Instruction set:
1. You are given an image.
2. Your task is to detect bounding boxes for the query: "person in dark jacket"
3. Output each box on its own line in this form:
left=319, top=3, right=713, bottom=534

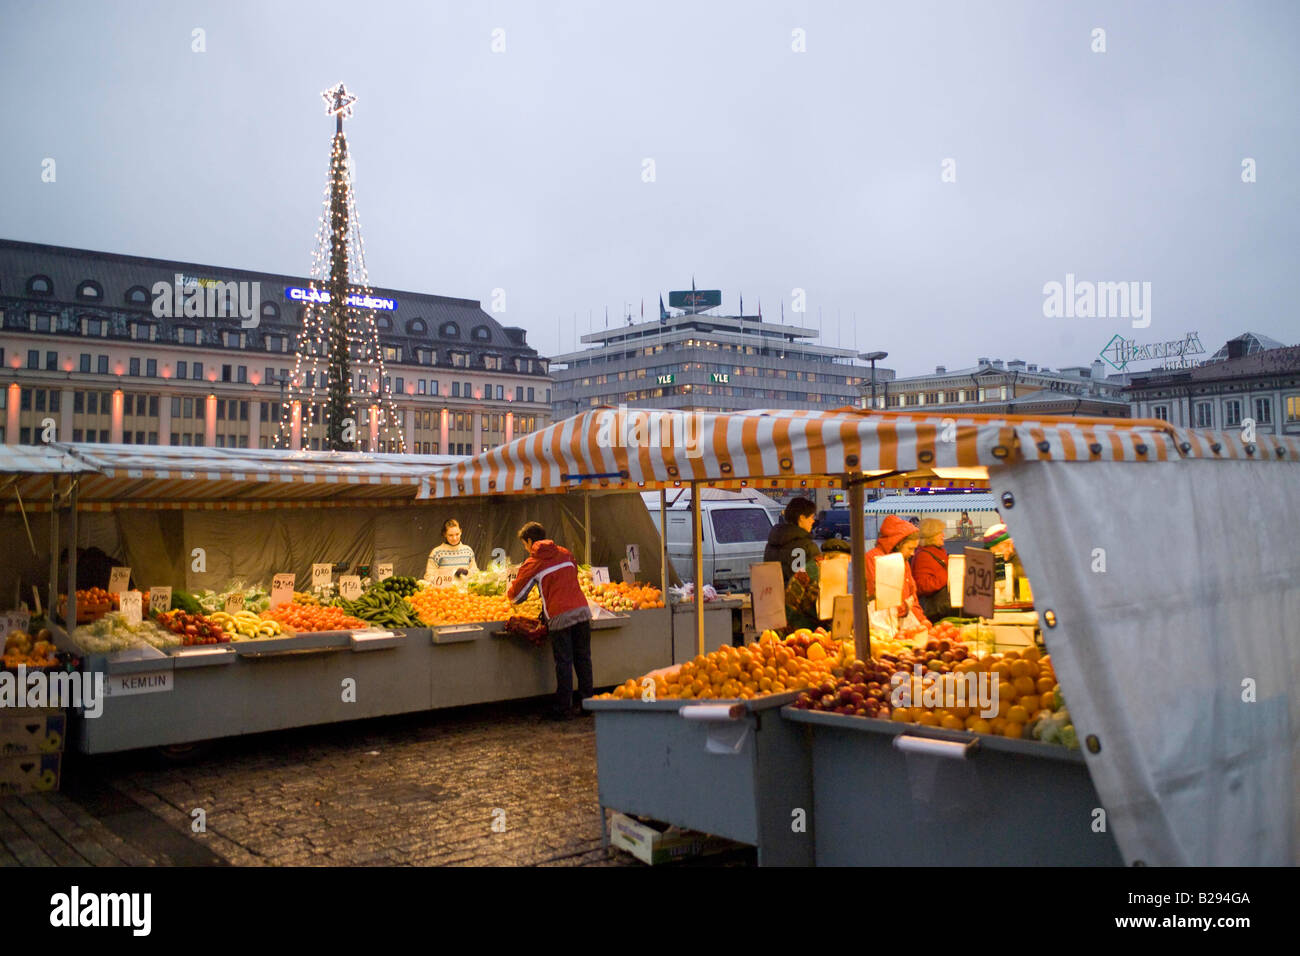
left=912, top=518, right=954, bottom=621
left=507, top=522, right=593, bottom=720
left=764, top=497, right=822, bottom=630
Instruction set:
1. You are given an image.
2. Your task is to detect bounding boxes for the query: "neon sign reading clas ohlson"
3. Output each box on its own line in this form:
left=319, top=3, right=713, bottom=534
left=284, top=287, right=397, bottom=311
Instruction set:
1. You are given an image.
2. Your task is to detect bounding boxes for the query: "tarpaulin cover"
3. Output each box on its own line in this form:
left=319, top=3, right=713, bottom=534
left=997, top=458, right=1300, bottom=865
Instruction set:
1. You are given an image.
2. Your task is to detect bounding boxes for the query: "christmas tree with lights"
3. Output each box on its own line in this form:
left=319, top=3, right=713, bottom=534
left=276, top=83, right=404, bottom=453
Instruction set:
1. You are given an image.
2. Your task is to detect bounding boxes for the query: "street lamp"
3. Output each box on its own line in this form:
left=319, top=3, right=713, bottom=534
left=862, top=351, right=888, bottom=409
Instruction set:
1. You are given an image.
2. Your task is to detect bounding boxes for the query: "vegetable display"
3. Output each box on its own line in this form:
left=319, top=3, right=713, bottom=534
left=261, top=603, right=370, bottom=633
left=196, top=582, right=270, bottom=614
left=71, top=612, right=181, bottom=653
left=206, top=610, right=286, bottom=641
left=335, top=588, right=421, bottom=629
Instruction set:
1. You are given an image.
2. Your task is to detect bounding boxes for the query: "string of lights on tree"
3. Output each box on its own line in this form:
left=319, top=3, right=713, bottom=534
left=274, top=83, right=405, bottom=453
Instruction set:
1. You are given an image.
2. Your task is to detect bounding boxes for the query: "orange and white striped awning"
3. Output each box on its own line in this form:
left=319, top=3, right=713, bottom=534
left=421, top=407, right=1298, bottom=499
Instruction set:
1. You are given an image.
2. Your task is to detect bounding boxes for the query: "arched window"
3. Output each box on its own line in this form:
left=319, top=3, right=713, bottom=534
left=472, top=325, right=491, bottom=342
left=260, top=301, right=279, bottom=321
left=440, top=321, right=460, bottom=339
left=77, top=280, right=103, bottom=300
left=406, top=317, right=427, bottom=335
left=125, top=285, right=150, bottom=305
left=377, top=315, right=393, bottom=331
left=27, top=275, right=53, bottom=296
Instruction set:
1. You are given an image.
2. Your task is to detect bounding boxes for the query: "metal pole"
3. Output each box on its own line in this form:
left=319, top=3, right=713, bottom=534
left=691, top=481, right=704, bottom=656
left=659, top=489, right=668, bottom=596
left=67, top=479, right=78, bottom=629
left=48, top=477, right=60, bottom=618
left=848, top=479, right=869, bottom=661
left=584, top=491, right=591, bottom=564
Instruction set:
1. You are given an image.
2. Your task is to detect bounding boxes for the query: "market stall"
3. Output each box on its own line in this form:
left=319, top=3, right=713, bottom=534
left=427, top=406, right=1300, bottom=866
left=0, top=443, right=670, bottom=753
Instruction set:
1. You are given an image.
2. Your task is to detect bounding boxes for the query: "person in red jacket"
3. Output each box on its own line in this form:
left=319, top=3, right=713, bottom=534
left=507, top=522, right=594, bottom=720
left=864, top=514, right=929, bottom=626
left=912, top=518, right=954, bottom=621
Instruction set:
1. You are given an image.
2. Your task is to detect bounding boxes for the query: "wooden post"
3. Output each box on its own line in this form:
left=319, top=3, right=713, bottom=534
left=848, top=479, right=869, bottom=661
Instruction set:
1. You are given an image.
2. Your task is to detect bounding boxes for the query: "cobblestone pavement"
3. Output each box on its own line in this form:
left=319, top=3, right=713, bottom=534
left=2, top=699, right=754, bottom=867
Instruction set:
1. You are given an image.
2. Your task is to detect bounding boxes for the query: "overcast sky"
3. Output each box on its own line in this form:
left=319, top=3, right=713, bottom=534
left=3, top=0, right=1296, bottom=377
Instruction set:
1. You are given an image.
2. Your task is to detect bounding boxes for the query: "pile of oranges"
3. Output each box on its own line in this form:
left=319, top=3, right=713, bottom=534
left=408, top=587, right=541, bottom=626
left=605, top=630, right=845, bottom=701
left=888, top=645, right=1058, bottom=739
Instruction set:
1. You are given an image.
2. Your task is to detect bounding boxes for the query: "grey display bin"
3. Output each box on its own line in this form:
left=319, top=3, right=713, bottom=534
left=782, top=708, right=1124, bottom=866
left=584, top=692, right=813, bottom=866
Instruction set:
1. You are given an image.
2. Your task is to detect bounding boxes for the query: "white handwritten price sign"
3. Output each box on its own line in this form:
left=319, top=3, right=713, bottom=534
left=149, top=586, right=172, bottom=614
left=224, top=593, right=245, bottom=614
left=589, top=566, right=611, bottom=586
left=120, top=590, right=143, bottom=625
left=505, top=565, right=520, bottom=586
left=0, top=609, right=31, bottom=636
left=962, top=547, right=996, bottom=619
left=376, top=563, right=394, bottom=582
left=431, top=570, right=456, bottom=589
left=619, top=558, right=635, bottom=583
left=108, top=566, right=132, bottom=594
left=311, top=564, right=333, bottom=589
left=626, top=544, right=640, bottom=574
left=339, top=575, right=363, bottom=601
left=749, top=561, right=788, bottom=633
left=270, top=573, right=295, bottom=608
left=830, top=594, right=854, bottom=642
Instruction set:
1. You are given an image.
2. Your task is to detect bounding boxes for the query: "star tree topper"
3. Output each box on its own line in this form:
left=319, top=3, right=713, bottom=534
left=321, top=83, right=357, bottom=130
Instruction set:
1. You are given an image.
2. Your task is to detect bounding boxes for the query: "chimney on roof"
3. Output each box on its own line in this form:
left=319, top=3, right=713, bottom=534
left=1027, top=364, right=1038, bottom=372
left=1007, top=359, right=1026, bottom=371
left=504, top=327, right=527, bottom=345
left=935, top=365, right=946, bottom=374
left=977, top=357, right=990, bottom=366
left=1091, top=359, right=1105, bottom=380
left=991, top=359, right=1004, bottom=369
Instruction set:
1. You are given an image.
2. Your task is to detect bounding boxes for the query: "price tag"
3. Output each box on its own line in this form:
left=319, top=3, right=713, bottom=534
left=431, top=570, right=456, bottom=589
left=590, top=566, right=610, bottom=585
left=270, top=573, right=295, bottom=608
left=0, top=609, right=31, bottom=636
left=311, top=564, right=333, bottom=589
left=108, top=566, right=132, bottom=594
left=626, top=544, right=640, bottom=573
left=830, top=594, right=854, bottom=642
left=149, top=586, right=172, bottom=614
left=619, top=558, right=635, bottom=583
left=224, top=593, right=246, bottom=614
left=339, top=576, right=363, bottom=601
left=120, top=590, right=143, bottom=625
left=376, top=563, right=394, bottom=582
left=962, top=547, right=996, bottom=619
left=749, top=561, right=788, bottom=633
left=505, top=565, right=520, bottom=586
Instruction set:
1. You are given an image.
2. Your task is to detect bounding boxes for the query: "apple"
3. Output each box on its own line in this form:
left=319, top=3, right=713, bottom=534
left=820, top=695, right=837, bottom=709
left=940, top=651, right=954, bottom=663
left=925, top=640, right=940, bottom=653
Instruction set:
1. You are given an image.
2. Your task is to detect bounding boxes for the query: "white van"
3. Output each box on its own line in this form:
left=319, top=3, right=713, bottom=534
left=641, top=488, right=786, bottom=592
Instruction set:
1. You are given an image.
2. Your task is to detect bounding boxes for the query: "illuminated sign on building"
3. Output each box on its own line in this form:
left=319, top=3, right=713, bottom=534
left=285, top=287, right=397, bottom=311
left=710, top=372, right=730, bottom=384
left=656, top=373, right=675, bottom=386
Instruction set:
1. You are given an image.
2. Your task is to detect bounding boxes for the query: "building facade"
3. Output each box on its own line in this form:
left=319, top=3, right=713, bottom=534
left=871, top=357, right=1130, bottom=417
left=1125, top=334, right=1300, bottom=435
left=550, top=308, right=884, bottom=415
left=0, top=240, right=552, bottom=453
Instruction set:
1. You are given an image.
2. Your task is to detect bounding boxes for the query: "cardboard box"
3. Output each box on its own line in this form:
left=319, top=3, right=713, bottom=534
left=0, top=752, right=62, bottom=795
left=608, top=811, right=740, bottom=865
left=0, top=709, right=66, bottom=756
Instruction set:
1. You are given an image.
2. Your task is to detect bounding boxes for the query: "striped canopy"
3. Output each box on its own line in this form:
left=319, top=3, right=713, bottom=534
left=0, top=443, right=464, bottom=511
left=421, top=407, right=1300, bottom=499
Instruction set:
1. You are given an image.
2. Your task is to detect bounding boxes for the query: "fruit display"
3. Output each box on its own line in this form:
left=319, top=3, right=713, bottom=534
left=407, top=587, right=541, bottom=626
left=367, top=575, right=421, bottom=599
left=335, top=587, right=422, bottom=629
left=291, top=590, right=326, bottom=606
left=3, top=629, right=61, bottom=668
left=206, top=610, right=286, bottom=641
left=196, top=582, right=270, bottom=615
left=602, top=628, right=847, bottom=701
left=58, top=587, right=118, bottom=623
left=70, top=612, right=181, bottom=653
left=261, top=603, right=370, bottom=633
left=463, top=567, right=509, bottom=596
left=154, top=609, right=230, bottom=645
left=171, top=590, right=204, bottom=614
left=582, top=580, right=665, bottom=612
left=502, top=615, right=548, bottom=647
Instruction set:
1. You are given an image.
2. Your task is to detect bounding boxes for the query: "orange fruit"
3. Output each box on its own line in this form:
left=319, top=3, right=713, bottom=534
left=1040, top=691, right=1056, bottom=710
left=1036, top=676, right=1055, bottom=694
left=1009, top=660, right=1033, bottom=679
left=990, top=662, right=1012, bottom=680
left=758, top=677, right=772, bottom=692
left=969, top=718, right=993, bottom=735
left=1002, top=721, right=1025, bottom=739
left=891, top=707, right=911, bottom=722
left=989, top=717, right=1008, bottom=734
left=1002, top=650, right=1020, bottom=661
left=1022, top=646, right=1042, bottom=663
left=1007, top=704, right=1029, bottom=723
left=940, top=714, right=964, bottom=731
left=1013, top=676, right=1036, bottom=698
left=916, top=711, right=939, bottom=726
left=995, top=696, right=1013, bottom=718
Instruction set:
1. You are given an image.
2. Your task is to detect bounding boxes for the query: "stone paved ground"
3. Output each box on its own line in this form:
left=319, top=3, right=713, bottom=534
left=1, top=699, right=755, bottom=867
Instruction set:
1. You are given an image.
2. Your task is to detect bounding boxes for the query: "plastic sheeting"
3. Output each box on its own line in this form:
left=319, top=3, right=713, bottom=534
left=997, top=458, right=1300, bottom=865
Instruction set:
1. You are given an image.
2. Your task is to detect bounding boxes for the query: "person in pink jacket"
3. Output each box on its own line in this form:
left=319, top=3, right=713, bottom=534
left=507, top=522, right=594, bottom=720
left=864, top=514, right=929, bottom=626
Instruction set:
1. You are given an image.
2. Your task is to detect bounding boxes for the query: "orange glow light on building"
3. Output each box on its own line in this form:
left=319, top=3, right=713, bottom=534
left=110, top=389, right=125, bottom=443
